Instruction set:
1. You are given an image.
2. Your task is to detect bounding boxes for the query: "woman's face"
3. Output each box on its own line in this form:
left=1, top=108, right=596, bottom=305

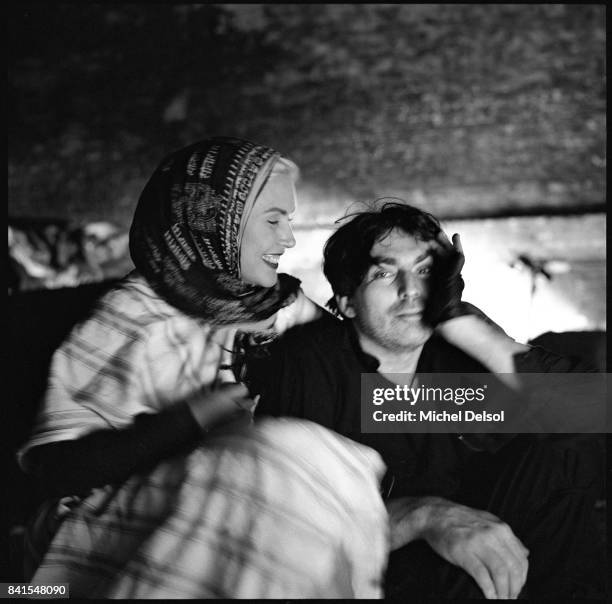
left=239, top=171, right=297, bottom=287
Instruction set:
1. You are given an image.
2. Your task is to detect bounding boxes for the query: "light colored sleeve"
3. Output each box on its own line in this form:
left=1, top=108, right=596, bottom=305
left=137, top=317, right=227, bottom=407
left=17, top=309, right=221, bottom=469
left=17, top=312, right=151, bottom=468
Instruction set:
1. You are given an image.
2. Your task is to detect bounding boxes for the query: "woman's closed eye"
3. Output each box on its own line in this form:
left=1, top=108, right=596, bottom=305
left=267, top=215, right=293, bottom=226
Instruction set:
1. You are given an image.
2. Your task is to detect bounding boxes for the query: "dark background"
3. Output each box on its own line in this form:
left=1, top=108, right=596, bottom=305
left=8, top=4, right=605, bottom=223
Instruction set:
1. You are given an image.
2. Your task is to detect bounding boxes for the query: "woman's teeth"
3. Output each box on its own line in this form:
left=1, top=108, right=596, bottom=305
left=262, top=254, right=280, bottom=267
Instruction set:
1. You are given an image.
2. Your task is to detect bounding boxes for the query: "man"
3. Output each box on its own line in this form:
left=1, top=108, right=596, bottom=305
left=252, top=202, right=603, bottom=600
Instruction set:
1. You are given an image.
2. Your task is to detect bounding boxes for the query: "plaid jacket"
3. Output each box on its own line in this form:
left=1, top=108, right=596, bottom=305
left=18, top=271, right=319, bottom=465
left=20, top=272, right=389, bottom=597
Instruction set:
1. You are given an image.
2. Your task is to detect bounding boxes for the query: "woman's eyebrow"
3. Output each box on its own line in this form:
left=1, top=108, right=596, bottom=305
left=263, top=207, right=290, bottom=215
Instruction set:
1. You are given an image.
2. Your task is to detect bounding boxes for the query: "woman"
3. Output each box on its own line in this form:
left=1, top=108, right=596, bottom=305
left=17, top=137, right=388, bottom=598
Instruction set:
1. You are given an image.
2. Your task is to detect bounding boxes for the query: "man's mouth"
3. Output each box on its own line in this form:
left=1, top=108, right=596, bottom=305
left=395, top=308, right=424, bottom=318
left=262, top=254, right=282, bottom=269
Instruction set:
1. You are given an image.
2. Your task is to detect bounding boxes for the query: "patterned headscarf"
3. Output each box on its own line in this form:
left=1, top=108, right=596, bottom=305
left=129, top=137, right=300, bottom=324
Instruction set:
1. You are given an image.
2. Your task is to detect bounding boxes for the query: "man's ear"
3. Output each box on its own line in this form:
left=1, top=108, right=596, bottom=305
left=336, top=295, right=356, bottom=319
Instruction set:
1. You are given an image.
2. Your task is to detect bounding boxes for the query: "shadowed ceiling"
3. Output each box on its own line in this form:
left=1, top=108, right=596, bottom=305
left=8, top=4, right=605, bottom=226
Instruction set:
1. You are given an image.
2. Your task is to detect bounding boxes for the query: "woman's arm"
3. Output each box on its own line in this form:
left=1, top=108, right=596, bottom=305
left=26, top=402, right=200, bottom=497
left=25, top=383, right=254, bottom=498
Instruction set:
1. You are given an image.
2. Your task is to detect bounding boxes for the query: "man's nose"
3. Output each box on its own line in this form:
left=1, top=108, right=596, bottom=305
left=397, top=273, right=421, bottom=300
left=279, top=222, right=296, bottom=249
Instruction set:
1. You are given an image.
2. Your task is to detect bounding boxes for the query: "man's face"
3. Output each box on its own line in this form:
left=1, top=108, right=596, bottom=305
left=338, top=228, right=435, bottom=353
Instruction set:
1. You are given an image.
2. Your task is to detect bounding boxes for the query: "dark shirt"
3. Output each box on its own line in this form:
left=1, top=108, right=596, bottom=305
left=252, top=314, right=590, bottom=499
left=253, top=315, right=479, bottom=498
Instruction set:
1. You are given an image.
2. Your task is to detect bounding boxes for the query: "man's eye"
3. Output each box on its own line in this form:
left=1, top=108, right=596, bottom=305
left=418, top=267, right=431, bottom=275
left=373, top=270, right=393, bottom=279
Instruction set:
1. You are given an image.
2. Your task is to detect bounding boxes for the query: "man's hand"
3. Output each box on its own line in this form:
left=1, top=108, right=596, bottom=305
left=424, top=233, right=530, bottom=379
left=387, top=496, right=529, bottom=599
left=425, top=232, right=468, bottom=325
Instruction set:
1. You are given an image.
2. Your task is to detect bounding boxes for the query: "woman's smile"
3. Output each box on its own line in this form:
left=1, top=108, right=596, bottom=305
left=261, top=253, right=282, bottom=268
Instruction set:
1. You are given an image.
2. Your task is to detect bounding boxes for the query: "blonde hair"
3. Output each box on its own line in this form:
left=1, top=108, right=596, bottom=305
left=271, top=156, right=300, bottom=182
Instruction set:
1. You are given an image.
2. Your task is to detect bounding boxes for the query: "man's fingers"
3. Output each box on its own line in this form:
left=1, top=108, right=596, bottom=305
left=494, top=520, right=518, bottom=545
left=507, top=535, right=529, bottom=568
left=496, top=523, right=530, bottom=569
left=483, top=524, right=528, bottom=599
left=433, top=230, right=453, bottom=251
left=431, top=231, right=464, bottom=271
left=463, top=557, right=498, bottom=599
left=496, top=550, right=526, bottom=599
left=451, top=233, right=463, bottom=255
left=496, top=539, right=528, bottom=598
left=508, top=557, right=528, bottom=599
left=480, top=549, right=513, bottom=600
left=461, top=522, right=527, bottom=599
left=433, top=230, right=463, bottom=254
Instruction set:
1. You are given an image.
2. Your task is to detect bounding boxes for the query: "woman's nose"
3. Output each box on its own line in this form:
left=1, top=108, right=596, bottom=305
left=279, top=222, right=296, bottom=249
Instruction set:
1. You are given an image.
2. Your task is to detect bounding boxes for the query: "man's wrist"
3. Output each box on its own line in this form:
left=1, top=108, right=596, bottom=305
left=386, top=495, right=443, bottom=548
left=409, top=495, right=446, bottom=537
left=436, top=314, right=483, bottom=345
left=437, top=313, right=524, bottom=352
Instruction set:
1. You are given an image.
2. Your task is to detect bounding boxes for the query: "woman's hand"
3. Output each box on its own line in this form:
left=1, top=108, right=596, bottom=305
left=186, top=382, right=256, bottom=431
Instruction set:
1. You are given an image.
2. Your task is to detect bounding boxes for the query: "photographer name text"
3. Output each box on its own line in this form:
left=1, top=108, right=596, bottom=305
left=372, top=409, right=505, bottom=423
